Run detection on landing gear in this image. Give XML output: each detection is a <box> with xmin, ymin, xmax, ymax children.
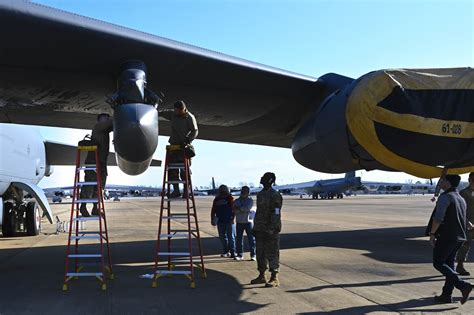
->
<box><xmin>26</xmin><ymin>201</ymin><xmax>40</xmax><ymax>236</ymax></box>
<box><xmin>1</xmin><ymin>201</ymin><xmax>41</xmax><ymax>237</ymax></box>
<box><xmin>2</xmin><ymin>202</ymin><xmax>16</xmax><ymax>237</ymax></box>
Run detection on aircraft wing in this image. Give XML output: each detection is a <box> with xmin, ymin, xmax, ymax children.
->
<box><xmin>44</xmin><ymin>141</ymin><xmax>161</xmax><ymax>166</ymax></box>
<box><xmin>0</xmin><ymin>2</ymin><xmax>341</xmax><ymax>148</ymax></box>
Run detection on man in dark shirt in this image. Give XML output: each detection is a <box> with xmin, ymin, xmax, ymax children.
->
<box><xmin>429</xmin><ymin>174</ymin><xmax>472</xmax><ymax>304</ymax></box>
<box><xmin>160</xmin><ymin>100</ymin><xmax>198</xmax><ymax>198</ymax></box>
<box><xmin>79</xmin><ymin>113</ymin><xmax>113</xmax><ymax>217</ymax></box>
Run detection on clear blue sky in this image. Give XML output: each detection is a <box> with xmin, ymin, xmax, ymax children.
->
<box><xmin>35</xmin><ymin>0</ymin><xmax>473</xmax><ymax>189</ymax></box>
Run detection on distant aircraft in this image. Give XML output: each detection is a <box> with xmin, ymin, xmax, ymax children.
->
<box><xmin>268</xmin><ymin>173</ymin><xmax>438</xmax><ymax>199</ymax></box>
<box><xmin>0</xmin><ymin>2</ymin><xmax>473</xmax><ymax>224</ymax></box>
<box><xmin>271</xmin><ymin>172</ymin><xmax>362</xmax><ymax>199</ymax></box>
<box><xmin>360</xmin><ymin>181</ymin><xmax>436</xmax><ymax>195</ymax></box>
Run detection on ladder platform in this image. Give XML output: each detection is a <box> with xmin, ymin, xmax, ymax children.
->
<box><xmin>68</xmin><ymin>254</ymin><xmax>102</xmax><ymax>258</ymax></box>
<box><xmin>157</xmin><ymin>252</ymin><xmax>190</xmax><ymax>256</ymax></box>
<box><xmin>76</xmin><ymin>181</ymin><xmax>98</xmax><ymax>186</ymax></box>
<box><xmin>66</xmin><ymin>272</ymin><xmax>103</xmax><ymax>277</ymax></box>
<box><xmin>155</xmin><ymin>270</ymin><xmax>191</xmax><ymax>275</ymax></box>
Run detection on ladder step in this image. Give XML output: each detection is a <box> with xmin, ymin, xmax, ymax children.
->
<box><xmin>166</xmin><ymin>180</ymin><xmax>187</xmax><ymax>184</ymax></box>
<box><xmin>74</xmin><ymin>199</ymin><xmax>100</xmax><ymax>203</ymax></box>
<box><xmin>68</xmin><ymin>254</ymin><xmax>102</xmax><ymax>258</ymax></box>
<box><xmin>168</xmin><ymin>163</ymin><xmax>185</xmax><ymax>167</ymax></box>
<box><xmin>77</xmin><ymin>231</ymin><xmax>102</xmax><ymax>234</ymax></box>
<box><xmin>160</xmin><ymin>233</ymin><xmax>190</xmax><ymax>238</ymax></box>
<box><xmin>168</xmin><ymin>212</ymin><xmax>195</xmax><ymax>216</ymax></box>
<box><xmin>155</xmin><ymin>270</ymin><xmax>191</xmax><ymax>275</ymax></box>
<box><xmin>167</xmin><ymin>166</ymin><xmax>186</xmax><ymax>170</ymax></box>
<box><xmin>157</xmin><ymin>252</ymin><xmax>190</xmax><ymax>256</ymax></box>
<box><xmin>74</xmin><ymin>216</ymin><xmax>100</xmax><ymax>221</ymax></box>
<box><xmin>76</xmin><ymin>182</ymin><xmax>98</xmax><ymax>186</ymax></box>
<box><xmin>77</xmin><ymin>167</ymin><xmax>97</xmax><ymax>171</ymax></box>
<box><xmin>162</xmin><ymin>216</ymin><xmax>190</xmax><ymax>220</ymax></box>
<box><xmin>70</xmin><ymin>235</ymin><xmax>101</xmax><ymax>240</ymax></box>
<box><xmin>66</xmin><ymin>272</ymin><xmax>103</xmax><ymax>277</ymax></box>
<box><xmin>171</xmin><ymin>229</ymin><xmax>197</xmax><ymax>233</ymax></box>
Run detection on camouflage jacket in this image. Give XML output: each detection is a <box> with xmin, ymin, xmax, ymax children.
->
<box><xmin>253</xmin><ymin>187</ymin><xmax>282</xmax><ymax>233</ymax></box>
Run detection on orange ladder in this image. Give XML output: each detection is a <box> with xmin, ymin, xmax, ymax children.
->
<box><xmin>152</xmin><ymin>145</ymin><xmax>206</xmax><ymax>288</ymax></box>
<box><xmin>62</xmin><ymin>143</ymin><xmax>113</xmax><ymax>291</ymax></box>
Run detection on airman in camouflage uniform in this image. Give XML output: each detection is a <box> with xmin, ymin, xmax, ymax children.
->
<box><xmin>251</xmin><ymin>172</ymin><xmax>283</xmax><ymax>288</ymax></box>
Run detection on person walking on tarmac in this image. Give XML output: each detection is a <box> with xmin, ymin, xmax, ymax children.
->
<box><xmin>251</xmin><ymin>172</ymin><xmax>283</xmax><ymax>288</ymax></box>
<box><xmin>457</xmin><ymin>172</ymin><xmax>474</xmax><ymax>275</ymax></box>
<box><xmin>160</xmin><ymin>100</ymin><xmax>198</xmax><ymax>198</ymax></box>
<box><xmin>79</xmin><ymin>113</ymin><xmax>113</xmax><ymax>217</ymax></box>
<box><xmin>428</xmin><ymin>175</ymin><xmax>473</xmax><ymax>304</ymax></box>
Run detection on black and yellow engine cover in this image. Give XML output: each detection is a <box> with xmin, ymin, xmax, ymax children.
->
<box><xmin>346</xmin><ymin>68</ymin><xmax>474</xmax><ymax>178</ymax></box>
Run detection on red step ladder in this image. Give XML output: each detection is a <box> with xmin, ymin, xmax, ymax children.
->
<box><xmin>152</xmin><ymin>145</ymin><xmax>206</xmax><ymax>288</ymax></box>
<box><xmin>62</xmin><ymin>142</ymin><xmax>113</xmax><ymax>291</ymax></box>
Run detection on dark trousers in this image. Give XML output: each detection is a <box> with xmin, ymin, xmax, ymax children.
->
<box><xmin>80</xmin><ymin>169</ymin><xmax>107</xmax><ymax>203</ymax></box>
<box><xmin>433</xmin><ymin>239</ymin><xmax>469</xmax><ymax>296</ymax></box>
<box><xmin>255</xmin><ymin>231</ymin><xmax>280</xmax><ymax>273</ymax></box>
<box><xmin>457</xmin><ymin>230</ymin><xmax>474</xmax><ymax>264</ymax></box>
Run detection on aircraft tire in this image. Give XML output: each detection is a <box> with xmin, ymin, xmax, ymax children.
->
<box><xmin>26</xmin><ymin>201</ymin><xmax>40</xmax><ymax>236</ymax></box>
<box><xmin>2</xmin><ymin>202</ymin><xmax>16</xmax><ymax>237</ymax></box>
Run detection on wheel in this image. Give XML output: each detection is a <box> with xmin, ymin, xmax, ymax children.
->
<box><xmin>2</xmin><ymin>202</ymin><xmax>16</xmax><ymax>237</ymax></box>
<box><xmin>26</xmin><ymin>201</ymin><xmax>41</xmax><ymax>236</ymax></box>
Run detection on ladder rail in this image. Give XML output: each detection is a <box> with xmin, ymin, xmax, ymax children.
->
<box><xmin>186</xmin><ymin>158</ymin><xmax>206</xmax><ymax>276</ymax></box>
<box><xmin>63</xmin><ymin>148</ymin><xmax>81</xmax><ymax>286</ymax></box>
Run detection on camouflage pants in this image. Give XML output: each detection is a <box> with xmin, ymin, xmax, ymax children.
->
<box><xmin>79</xmin><ymin>169</ymin><xmax>107</xmax><ymax>201</ymax></box>
<box><xmin>457</xmin><ymin>230</ymin><xmax>474</xmax><ymax>263</ymax></box>
<box><xmin>255</xmin><ymin>231</ymin><xmax>280</xmax><ymax>273</ymax></box>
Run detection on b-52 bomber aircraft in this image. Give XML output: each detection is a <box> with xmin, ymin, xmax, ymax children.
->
<box><xmin>0</xmin><ymin>3</ymin><xmax>473</xmax><ymax>234</ymax></box>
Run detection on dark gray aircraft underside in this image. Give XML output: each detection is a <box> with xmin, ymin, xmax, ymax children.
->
<box><xmin>0</xmin><ymin>2</ymin><xmax>472</xmax><ymax>178</ymax></box>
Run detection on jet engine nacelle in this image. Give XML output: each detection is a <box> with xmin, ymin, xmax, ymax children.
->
<box><xmin>110</xmin><ymin>60</ymin><xmax>161</xmax><ymax>176</ymax></box>
<box><xmin>113</xmin><ymin>103</ymin><xmax>158</xmax><ymax>175</ymax></box>
<box><xmin>292</xmin><ymin>68</ymin><xmax>474</xmax><ymax>179</ymax></box>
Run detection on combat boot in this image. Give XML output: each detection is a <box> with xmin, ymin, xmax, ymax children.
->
<box><xmin>80</xmin><ymin>203</ymin><xmax>90</xmax><ymax>217</ymax></box>
<box><xmin>265</xmin><ymin>272</ymin><xmax>279</xmax><ymax>288</ymax></box>
<box><xmin>250</xmin><ymin>272</ymin><xmax>267</xmax><ymax>284</ymax></box>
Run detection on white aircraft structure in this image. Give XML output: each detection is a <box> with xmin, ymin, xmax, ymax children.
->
<box><xmin>0</xmin><ymin>124</ymin><xmax>54</xmax><ymax>236</ymax></box>
<box><xmin>0</xmin><ymin>123</ymin><xmax>160</xmax><ymax>237</ymax></box>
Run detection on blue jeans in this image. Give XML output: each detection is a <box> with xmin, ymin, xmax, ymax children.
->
<box><xmin>236</xmin><ymin>222</ymin><xmax>256</xmax><ymax>257</ymax></box>
<box><xmin>433</xmin><ymin>239</ymin><xmax>469</xmax><ymax>296</ymax></box>
<box><xmin>217</xmin><ymin>223</ymin><xmax>236</xmax><ymax>255</ymax></box>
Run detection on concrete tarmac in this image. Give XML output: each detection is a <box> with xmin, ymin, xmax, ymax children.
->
<box><xmin>1</xmin><ymin>195</ymin><xmax>473</xmax><ymax>314</ymax></box>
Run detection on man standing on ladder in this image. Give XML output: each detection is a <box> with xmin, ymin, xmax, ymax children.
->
<box><xmin>160</xmin><ymin>100</ymin><xmax>198</xmax><ymax>198</ymax></box>
<box><xmin>79</xmin><ymin>113</ymin><xmax>113</xmax><ymax>217</ymax></box>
